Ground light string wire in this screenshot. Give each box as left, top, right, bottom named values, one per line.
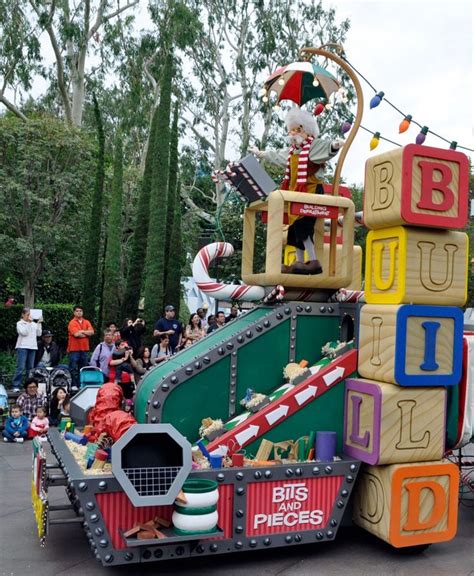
left=340, top=54, right=474, bottom=153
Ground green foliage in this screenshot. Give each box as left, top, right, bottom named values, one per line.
left=82, top=94, right=106, bottom=323
left=164, top=102, right=180, bottom=310
left=0, top=116, right=95, bottom=306
left=102, top=131, right=124, bottom=325
left=165, top=183, right=184, bottom=314
left=0, top=350, right=16, bottom=378
left=121, top=105, right=160, bottom=318
left=143, top=53, right=173, bottom=326
left=0, top=304, right=73, bottom=351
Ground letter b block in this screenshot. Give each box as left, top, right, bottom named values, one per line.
left=344, top=378, right=445, bottom=465
left=364, top=144, right=469, bottom=230
left=353, top=461, right=459, bottom=547
left=358, top=304, right=463, bottom=386
left=365, top=226, right=468, bottom=306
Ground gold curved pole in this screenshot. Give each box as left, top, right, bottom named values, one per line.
left=300, top=44, right=364, bottom=276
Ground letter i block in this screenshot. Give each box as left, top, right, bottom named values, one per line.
left=353, top=460, right=459, bottom=547
left=364, top=144, right=469, bottom=230
left=365, top=226, right=468, bottom=306
left=358, top=304, right=463, bottom=386
left=344, top=378, right=446, bottom=465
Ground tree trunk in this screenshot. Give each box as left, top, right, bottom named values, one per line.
left=71, top=50, right=87, bottom=127
left=23, top=275, right=35, bottom=308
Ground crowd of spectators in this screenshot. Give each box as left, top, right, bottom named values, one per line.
left=4, top=301, right=241, bottom=444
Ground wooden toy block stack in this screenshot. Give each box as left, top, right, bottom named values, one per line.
left=344, top=144, right=469, bottom=548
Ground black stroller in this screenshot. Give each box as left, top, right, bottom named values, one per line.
left=29, top=366, right=72, bottom=398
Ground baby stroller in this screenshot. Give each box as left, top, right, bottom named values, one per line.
left=29, top=365, right=72, bottom=398
left=50, top=366, right=73, bottom=395
left=80, top=366, right=104, bottom=388
left=29, top=367, right=51, bottom=397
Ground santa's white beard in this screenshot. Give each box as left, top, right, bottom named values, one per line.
left=287, top=134, right=305, bottom=147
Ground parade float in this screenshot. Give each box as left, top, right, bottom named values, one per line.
left=31, top=44, right=472, bottom=566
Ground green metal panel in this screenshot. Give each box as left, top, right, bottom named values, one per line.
left=235, top=319, right=291, bottom=403
left=134, top=307, right=271, bottom=422
left=295, top=315, right=340, bottom=365
left=161, top=356, right=231, bottom=441
left=244, top=377, right=351, bottom=457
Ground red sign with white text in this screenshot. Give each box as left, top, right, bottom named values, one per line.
left=246, top=477, right=343, bottom=536
left=290, top=203, right=339, bottom=218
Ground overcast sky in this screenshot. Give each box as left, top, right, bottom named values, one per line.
left=331, top=0, right=473, bottom=186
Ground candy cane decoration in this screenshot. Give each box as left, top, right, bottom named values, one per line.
left=192, top=242, right=265, bottom=301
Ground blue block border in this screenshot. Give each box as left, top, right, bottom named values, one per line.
left=395, top=304, right=463, bottom=387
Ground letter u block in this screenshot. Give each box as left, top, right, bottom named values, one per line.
left=344, top=378, right=446, bottom=465
left=365, top=226, right=468, bottom=305
left=358, top=304, right=463, bottom=386
left=364, top=144, right=469, bottom=230
left=353, top=460, right=459, bottom=547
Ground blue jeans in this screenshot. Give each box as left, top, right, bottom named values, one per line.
left=68, top=351, right=89, bottom=389
left=12, top=348, right=36, bottom=390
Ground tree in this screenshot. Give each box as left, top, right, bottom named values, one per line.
left=163, top=102, right=179, bottom=295
left=102, top=131, right=123, bottom=325
left=121, top=106, right=160, bottom=318
left=0, top=1, right=42, bottom=121
left=165, top=182, right=183, bottom=315
left=0, top=116, right=95, bottom=305
left=0, top=0, right=139, bottom=126
left=82, top=94, right=105, bottom=321
left=143, top=52, right=173, bottom=327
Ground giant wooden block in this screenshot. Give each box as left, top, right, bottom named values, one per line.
left=242, top=190, right=355, bottom=289
left=344, top=378, right=446, bottom=465
left=364, top=144, right=469, bottom=230
left=358, top=304, right=463, bottom=386
left=365, top=226, right=468, bottom=306
left=353, top=460, right=459, bottom=547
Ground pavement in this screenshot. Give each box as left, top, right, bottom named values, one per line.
left=1, top=440, right=473, bottom=576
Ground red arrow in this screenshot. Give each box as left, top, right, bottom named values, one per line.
left=207, top=349, right=358, bottom=455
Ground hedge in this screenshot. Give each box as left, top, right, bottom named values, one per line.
left=0, top=304, right=75, bottom=351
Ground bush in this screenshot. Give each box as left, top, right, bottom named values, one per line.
left=0, top=304, right=74, bottom=350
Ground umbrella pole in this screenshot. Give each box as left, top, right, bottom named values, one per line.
left=300, top=44, right=364, bottom=276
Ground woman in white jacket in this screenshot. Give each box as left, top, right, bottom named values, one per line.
left=12, top=308, right=42, bottom=392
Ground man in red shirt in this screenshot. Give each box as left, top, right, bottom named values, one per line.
left=67, top=305, right=94, bottom=391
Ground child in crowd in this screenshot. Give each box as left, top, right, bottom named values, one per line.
left=29, top=406, right=49, bottom=440
left=49, top=387, right=70, bottom=426
left=3, top=404, right=29, bottom=443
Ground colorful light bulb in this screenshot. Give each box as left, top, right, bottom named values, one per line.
left=312, top=76, right=320, bottom=87
left=262, top=96, right=269, bottom=103
left=314, top=102, right=325, bottom=116
left=341, top=120, right=352, bottom=134
left=259, top=88, right=267, bottom=97
left=278, top=78, right=285, bottom=86
left=369, top=91, right=384, bottom=109
left=398, top=114, right=412, bottom=133
left=415, top=126, right=428, bottom=145
left=370, top=132, right=380, bottom=151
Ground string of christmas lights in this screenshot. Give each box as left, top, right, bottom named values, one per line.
left=339, top=54, right=473, bottom=153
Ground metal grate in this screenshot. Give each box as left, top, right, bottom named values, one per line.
left=123, top=467, right=182, bottom=496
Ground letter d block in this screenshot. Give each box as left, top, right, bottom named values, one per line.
left=358, top=304, right=463, bottom=386
left=344, top=378, right=445, bottom=465
left=353, top=461, right=459, bottom=547
left=364, top=144, right=469, bottom=230
left=365, top=226, right=468, bottom=306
